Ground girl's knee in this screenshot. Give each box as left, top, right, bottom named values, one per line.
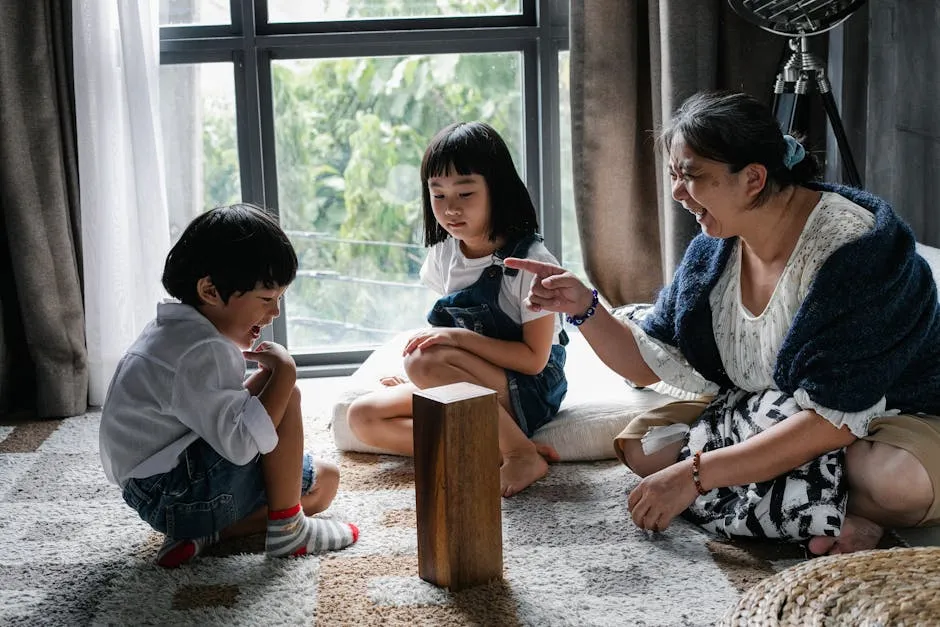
left=347, top=398, right=379, bottom=436
left=403, top=350, right=436, bottom=382
left=346, top=394, right=388, bottom=435
left=404, top=346, right=463, bottom=385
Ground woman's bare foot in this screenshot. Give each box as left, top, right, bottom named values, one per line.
left=500, top=449, right=549, bottom=497
left=807, top=513, right=884, bottom=555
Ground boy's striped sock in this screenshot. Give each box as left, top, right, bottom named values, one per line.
left=156, top=532, right=220, bottom=568
left=265, top=503, right=359, bottom=558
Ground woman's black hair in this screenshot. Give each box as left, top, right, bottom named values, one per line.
left=658, top=91, right=822, bottom=206
left=420, top=121, right=538, bottom=246
left=162, top=203, right=298, bottom=307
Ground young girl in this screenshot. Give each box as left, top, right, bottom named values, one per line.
left=347, top=121, right=569, bottom=497
left=99, top=204, right=358, bottom=567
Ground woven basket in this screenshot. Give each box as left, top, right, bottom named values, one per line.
left=721, top=546, right=940, bottom=626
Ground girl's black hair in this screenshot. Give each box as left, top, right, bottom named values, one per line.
left=420, top=121, right=538, bottom=246
left=162, top=203, right=298, bottom=306
left=658, top=91, right=822, bottom=206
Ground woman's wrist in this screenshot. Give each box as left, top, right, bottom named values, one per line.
left=691, top=451, right=709, bottom=495
left=565, top=288, right=599, bottom=326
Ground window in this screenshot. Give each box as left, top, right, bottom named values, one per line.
left=159, top=0, right=573, bottom=375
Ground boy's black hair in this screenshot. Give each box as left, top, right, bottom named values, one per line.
left=420, top=121, right=539, bottom=247
left=162, top=203, right=298, bottom=306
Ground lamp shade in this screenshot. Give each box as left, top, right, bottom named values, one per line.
left=728, top=0, right=866, bottom=36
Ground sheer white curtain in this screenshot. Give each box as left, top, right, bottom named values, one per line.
left=73, top=0, right=169, bottom=405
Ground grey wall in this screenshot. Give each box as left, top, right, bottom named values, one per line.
left=836, top=0, right=940, bottom=246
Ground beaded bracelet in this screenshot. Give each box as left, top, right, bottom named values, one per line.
left=691, top=451, right=708, bottom=496
left=565, top=289, right=599, bottom=326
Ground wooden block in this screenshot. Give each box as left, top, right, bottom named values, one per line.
left=412, top=382, right=503, bottom=591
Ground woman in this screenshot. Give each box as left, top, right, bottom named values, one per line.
left=505, top=91, right=940, bottom=555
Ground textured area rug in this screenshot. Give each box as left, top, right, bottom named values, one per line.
left=0, top=379, right=820, bottom=626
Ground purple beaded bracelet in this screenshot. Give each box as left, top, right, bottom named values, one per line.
left=565, top=289, right=599, bottom=326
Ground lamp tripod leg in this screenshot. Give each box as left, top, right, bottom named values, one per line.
left=818, top=87, right=863, bottom=187
left=772, top=87, right=809, bottom=141
left=772, top=74, right=863, bottom=188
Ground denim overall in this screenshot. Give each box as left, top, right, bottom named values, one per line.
left=427, top=234, right=568, bottom=436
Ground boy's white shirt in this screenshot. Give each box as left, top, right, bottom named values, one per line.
left=99, top=301, right=278, bottom=487
left=419, top=236, right=562, bottom=337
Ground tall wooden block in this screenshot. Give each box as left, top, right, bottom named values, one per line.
left=412, top=382, right=503, bottom=591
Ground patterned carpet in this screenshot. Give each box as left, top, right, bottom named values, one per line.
left=0, top=379, right=820, bottom=626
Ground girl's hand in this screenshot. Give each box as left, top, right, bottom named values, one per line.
left=402, top=328, right=468, bottom=355
left=379, top=375, right=408, bottom=386
left=626, top=459, right=700, bottom=532
left=503, top=257, right=596, bottom=316
left=243, top=341, right=295, bottom=372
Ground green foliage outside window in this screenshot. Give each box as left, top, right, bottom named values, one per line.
left=200, top=36, right=523, bottom=347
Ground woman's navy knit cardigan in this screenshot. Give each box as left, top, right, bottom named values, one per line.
left=640, top=183, right=940, bottom=415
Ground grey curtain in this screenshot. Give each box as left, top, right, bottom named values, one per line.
left=862, top=0, right=940, bottom=246
left=0, top=0, right=88, bottom=418
left=570, top=0, right=784, bottom=306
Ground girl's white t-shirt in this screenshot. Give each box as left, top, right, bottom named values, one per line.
left=419, top=236, right=562, bottom=337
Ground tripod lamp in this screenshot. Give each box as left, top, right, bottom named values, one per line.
left=728, top=0, right=867, bottom=187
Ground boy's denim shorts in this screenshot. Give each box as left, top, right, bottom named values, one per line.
left=122, top=438, right=317, bottom=540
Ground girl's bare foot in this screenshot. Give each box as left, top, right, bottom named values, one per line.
left=534, top=441, right=561, bottom=462
left=807, top=513, right=884, bottom=555
left=500, top=450, right=549, bottom=497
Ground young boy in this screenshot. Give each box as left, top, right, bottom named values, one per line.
left=99, top=204, right=358, bottom=567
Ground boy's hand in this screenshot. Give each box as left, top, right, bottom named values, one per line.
left=243, top=341, right=295, bottom=372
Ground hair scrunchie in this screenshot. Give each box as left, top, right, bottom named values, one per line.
left=783, top=134, right=805, bottom=170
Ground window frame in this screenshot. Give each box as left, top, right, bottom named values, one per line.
left=159, top=0, right=570, bottom=376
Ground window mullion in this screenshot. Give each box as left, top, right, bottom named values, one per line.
left=158, top=0, right=570, bottom=368
left=535, top=0, right=561, bottom=258
left=523, top=40, right=542, bottom=218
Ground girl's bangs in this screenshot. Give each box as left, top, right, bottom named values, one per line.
left=423, top=137, right=485, bottom=179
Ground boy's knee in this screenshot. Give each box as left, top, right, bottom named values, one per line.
left=303, top=461, right=340, bottom=513
left=315, top=460, right=340, bottom=489
left=290, top=384, right=302, bottom=407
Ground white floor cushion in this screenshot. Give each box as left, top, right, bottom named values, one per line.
left=330, top=329, right=677, bottom=461
left=332, top=242, right=940, bottom=460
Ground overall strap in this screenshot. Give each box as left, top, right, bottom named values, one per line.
left=492, top=233, right=543, bottom=276
left=490, top=232, right=569, bottom=346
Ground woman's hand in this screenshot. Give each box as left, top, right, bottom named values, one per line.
left=402, top=328, right=469, bottom=355
left=627, top=459, right=700, bottom=532
left=503, top=257, right=595, bottom=316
